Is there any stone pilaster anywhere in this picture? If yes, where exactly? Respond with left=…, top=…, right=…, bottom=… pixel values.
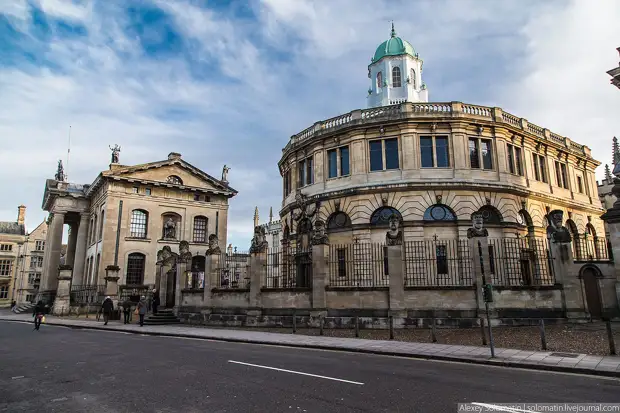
left=203, top=253, right=220, bottom=309
left=387, top=245, right=406, bottom=315
left=549, top=241, right=586, bottom=319
left=311, top=244, right=328, bottom=311
left=72, top=214, right=90, bottom=285
left=43, top=212, right=65, bottom=292
left=52, top=266, right=73, bottom=315
left=174, top=260, right=188, bottom=314
left=104, top=265, right=120, bottom=307
left=469, top=235, right=491, bottom=317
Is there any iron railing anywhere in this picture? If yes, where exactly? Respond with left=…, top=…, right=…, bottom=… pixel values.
left=573, top=235, right=611, bottom=261
left=70, top=284, right=106, bottom=305
left=404, top=240, right=473, bottom=286
left=264, top=246, right=312, bottom=289
left=218, top=252, right=250, bottom=289
left=118, top=285, right=153, bottom=304
left=487, top=238, right=554, bottom=286
left=328, top=243, right=388, bottom=288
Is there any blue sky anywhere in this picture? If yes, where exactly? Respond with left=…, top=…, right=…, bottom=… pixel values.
left=1, top=0, right=619, bottom=249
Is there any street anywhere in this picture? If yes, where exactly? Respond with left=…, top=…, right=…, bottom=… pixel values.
left=1, top=321, right=619, bottom=413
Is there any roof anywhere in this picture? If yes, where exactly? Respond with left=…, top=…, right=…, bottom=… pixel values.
left=372, top=24, right=417, bottom=64
left=0, top=221, right=26, bottom=235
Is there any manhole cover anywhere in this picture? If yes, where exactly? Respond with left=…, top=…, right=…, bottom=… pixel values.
left=549, top=352, right=579, bottom=358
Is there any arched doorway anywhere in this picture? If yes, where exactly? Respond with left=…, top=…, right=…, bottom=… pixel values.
left=581, top=266, right=602, bottom=319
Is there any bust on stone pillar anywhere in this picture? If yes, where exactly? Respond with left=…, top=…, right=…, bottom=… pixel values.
left=249, top=226, right=268, bottom=254
left=467, top=212, right=488, bottom=239
left=546, top=210, right=572, bottom=262
left=385, top=214, right=403, bottom=246
left=206, top=234, right=221, bottom=255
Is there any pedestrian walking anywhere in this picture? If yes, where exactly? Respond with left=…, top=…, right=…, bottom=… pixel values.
left=10, top=300, right=16, bottom=313
left=152, top=289, right=160, bottom=315
left=32, top=300, right=45, bottom=331
left=122, top=299, right=132, bottom=324
left=137, top=295, right=147, bottom=327
left=101, top=296, right=114, bottom=325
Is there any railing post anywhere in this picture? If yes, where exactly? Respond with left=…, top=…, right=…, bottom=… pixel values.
left=355, top=315, right=360, bottom=338
left=319, top=315, right=324, bottom=336
left=292, top=308, right=297, bottom=334
left=430, top=316, right=437, bottom=343
left=479, top=317, right=487, bottom=345
left=389, top=315, right=394, bottom=340
left=539, top=319, right=547, bottom=350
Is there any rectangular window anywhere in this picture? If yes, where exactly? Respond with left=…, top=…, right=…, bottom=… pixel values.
left=369, top=138, right=399, bottom=171
left=577, top=176, right=584, bottom=193
left=554, top=162, right=569, bottom=189
left=507, top=144, right=515, bottom=174
left=298, top=156, right=314, bottom=187
left=515, top=147, right=523, bottom=176
left=561, top=163, right=569, bottom=189
left=132, top=187, right=138, bottom=194
left=0, top=259, right=12, bottom=276
left=481, top=140, right=493, bottom=169
left=193, top=217, right=207, bottom=243
left=420, top=137, right=434, bottom=167
left=469, top=139, right=480, bottom=169
left=435, top=137, right=449, bottom=168
left=194, top=193, right=201, bottom=201
left=538, top=155, right=547, bottom=183
left=533, top=154, right=547, bottom=183
left=0, top=244, right=12, bottom=252
left=436, top=245, right=448, bottom=275
left=532, top=153, right=540, bottom=181
left=337, top=248, right=347, bottom=278
left=145, top=188, right=152, bottom=196
left=0, top=286, right=7, bottom=299
left=35, top=240, right=45, bottom=251
left=306, top=157, right=313, bottom=185
left=327, top=146, right=350, bottom=178
left=507, top=144, right=524, bottom=176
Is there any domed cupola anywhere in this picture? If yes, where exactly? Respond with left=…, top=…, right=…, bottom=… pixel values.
left=367, top=23, right=428, bottom=108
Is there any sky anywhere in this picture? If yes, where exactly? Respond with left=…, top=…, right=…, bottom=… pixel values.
left=0, top=0, right=619, bottom=249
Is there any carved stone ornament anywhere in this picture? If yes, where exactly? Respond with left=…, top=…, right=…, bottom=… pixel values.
left=385, top=213, right=404, bottom=246
left=431, top=122, right=437, bottom=132
left=436, top=194, right=443, bottom=204
left=163, top=217, right=176, bottom=239
left=249, top=226, right=269, bottom=254
left=477, top=125, right=484, bottom=135
left=156, top=245, right=178, bottom=266
left=334, top=199, right=341, bottom=212
left=546, top=210, right=572, bottom=244
left=381, top=194, right=388, bottom=206
left=206, top=234, right=221, bottom=255
left=311, top=219, right=329, bottom=245
left=467, top=212, right=489, bottom=239
left=485, top=197, right=491, bottom=206
left=178, top=240, right=193, bottom=263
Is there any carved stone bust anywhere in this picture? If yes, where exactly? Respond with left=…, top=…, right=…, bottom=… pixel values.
left=206, top=234, right=221, bottom=255
left=156, top=245, right=177, bottom=266
left=546, top=210, right=572, bottom=244
left=467, top=212, right=489, bottom=239
left=179, top=240, right=193, bottom=263
left=249, top=226, right=268, bottom=254
left=385, top=214, right=403, bottom=246
left=311, top=219, right=329, bottom=245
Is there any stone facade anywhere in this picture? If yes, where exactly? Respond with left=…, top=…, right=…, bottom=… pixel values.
left=12, top=220, right=48, bottom=304
left=38, top=152, right=237, bottom=309
left=0, top=206, right=27, bottom=307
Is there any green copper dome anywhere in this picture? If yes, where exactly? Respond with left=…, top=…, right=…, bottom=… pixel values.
left=372, top=24, right=416, bottom=62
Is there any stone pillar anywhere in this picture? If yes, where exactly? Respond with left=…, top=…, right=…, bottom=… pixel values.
left=204, top=252, right=220, bottom=309
left=65, top=223, right=78, bottom=268
left=601, top=183, right=620, bottom=316
left=248, top=253, right=265, bottom=309
left=174, top=260, right=188, bottom=314
left=386, top=214, right=406, bottom=325
left=467, top=213, right=492, bottom=318
left=52, top=266, right=73, bottom=315
left=43, top=212, right=65, bottom=292
left=311, top=244, right=328, bottom=311
left=104, top=265, right=120, bottom=308
left=72, top=214, right=90, bottom=285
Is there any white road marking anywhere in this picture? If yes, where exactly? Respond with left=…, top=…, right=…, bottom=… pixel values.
left=227, top=360, right=364, bottom=385
left=11, top=376, right=24, bottom=380
left=51, top=397, right=68, bottom=402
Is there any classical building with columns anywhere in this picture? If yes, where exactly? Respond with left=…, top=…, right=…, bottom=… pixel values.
left=38, top=151, right=237, bottom=308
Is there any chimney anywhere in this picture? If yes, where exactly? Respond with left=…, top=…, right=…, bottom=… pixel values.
left=17, top=205, right=26, bottom=225
left=168, top=152, right=182, bottom=161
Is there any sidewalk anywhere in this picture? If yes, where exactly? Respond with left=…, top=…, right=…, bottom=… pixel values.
left=2, top=312, right=619, bottom=378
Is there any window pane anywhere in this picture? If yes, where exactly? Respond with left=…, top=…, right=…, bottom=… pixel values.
left=515, top=147, right=523, bottom=176
left=561, top=163, right=568, bottom=189
left=369, top=140, right=383, bottom=171
left=532, top=154, right=540, bottom=181
left=436, top=245, right=448, bottom=274
left=507, top=144, right=515, bottom=174
left=130, top=210, right=147, bottom=238
left=328, top=149, right=338, bottom=178
left=193, top=217, right=207, bottom=243
left=306, top=157, right=313, bottom=185
left=298, top=160, right=305, bottom=187
left=340, top=146, right=350, bottom=176
left=577, top=176, right=583, bottom=193
left=435, top=137, right=449, bottom=168
left=392, top=67, right=402, bottom=87
left=481, top=140, right=493, bottom=169
left=539, top=156, right=547, bottom=182
left=420, top=137, right=434, bottom=167
left=555, top=162, right=562, bottom=187
left=126, top=253, right=145, bottom=285
left=469, top=139, right=480, bottom=169
left=385, top=138, right=399, bottom=170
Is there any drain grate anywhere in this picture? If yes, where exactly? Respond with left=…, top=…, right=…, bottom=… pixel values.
left=549, top=352, right=579, bottom=358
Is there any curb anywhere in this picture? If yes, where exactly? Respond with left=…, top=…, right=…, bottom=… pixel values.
left=3, top=317, right=618, bottom=379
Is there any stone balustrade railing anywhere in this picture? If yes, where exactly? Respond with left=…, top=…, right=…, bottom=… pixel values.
left=282, top=102, right=589, bottom=158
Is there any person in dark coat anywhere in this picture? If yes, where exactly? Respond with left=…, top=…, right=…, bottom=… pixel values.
left=137, top=296, right=147, bottom=327
left=122, top=299, right=132, bottom=324
left=101, top=296, right=114, bottom=325
left=152, top=289, right=160, bottom=315
left=32, top=300, right=45, bottom=331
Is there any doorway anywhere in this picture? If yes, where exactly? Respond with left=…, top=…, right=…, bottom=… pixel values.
left=165, top=268, right=176, bottom=308
left=581, top=267, right=602, bottom=319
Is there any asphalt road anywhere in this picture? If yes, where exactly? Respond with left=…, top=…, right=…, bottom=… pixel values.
left=1, top=321, right=620, bottom=413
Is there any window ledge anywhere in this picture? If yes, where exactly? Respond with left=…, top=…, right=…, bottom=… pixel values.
left=158, top=239, right=180, bottom=244
left=125, top=237, right=152, bottom=243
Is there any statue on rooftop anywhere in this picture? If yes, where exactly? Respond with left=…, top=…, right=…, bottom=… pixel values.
left=55, top=160, right=65, bottom=182
left=109, top=144, right=121, bottom=164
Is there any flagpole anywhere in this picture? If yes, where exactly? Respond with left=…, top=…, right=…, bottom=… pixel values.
left=66, top=125, right=71, bottom=182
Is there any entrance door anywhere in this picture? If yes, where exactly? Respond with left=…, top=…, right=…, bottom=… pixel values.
left=582, top=268, right=602, bottom=319
left=166, top=268, right=176, bottom=307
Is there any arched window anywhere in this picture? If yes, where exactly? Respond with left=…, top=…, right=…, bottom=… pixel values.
left=392, top=67, right=402, bottom=87
left=126, top=253, right=146, bottom=285
left=376, top=72, right=383, bottom=90
left=94, top=253, right=101, bottom=285
left=167, top=175, right=183, bottom=185
left=130, top=210, right=148, bottom=238
left=99, top=210, right=105, bottom=241
left=370, top=207, right=402, bottom=226
left=193, top=216, right=208, bottom=243
left=327, top=212, right=352, bottom=230
left=475, top=206, right=502, bottom=225
left=423, top=205, right=456, bottom=221
left=410, top=68, right=417, bottom=88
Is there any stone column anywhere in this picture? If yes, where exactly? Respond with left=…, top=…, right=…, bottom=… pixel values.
left=52, top=266, right=73, bottom=315
left=386, top=216, right=406, bottom=325
left=105, top=265, right=120, bottom=308
left=43, top=212, right=65, bottom=292
left=72, top=214, right=90, bottom=285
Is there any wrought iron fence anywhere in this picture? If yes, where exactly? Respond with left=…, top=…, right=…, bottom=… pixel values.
left=264, top=246, right=312, bottom=289
left=70, top=284, right=106, bottom=305
left=118, top=285, right=153, bottom=304
left=487, top=238, right=554, bottom=286
left=404, top=240, right=472, bottom=286
left=328, top=243, right=388, bottom=288
left=572, top=235, right=611, bottom=261
left=217, top=252, right=250, bottom=289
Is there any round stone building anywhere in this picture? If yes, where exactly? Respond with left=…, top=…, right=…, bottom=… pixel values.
left=277, top=26, right=605, bottom=263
